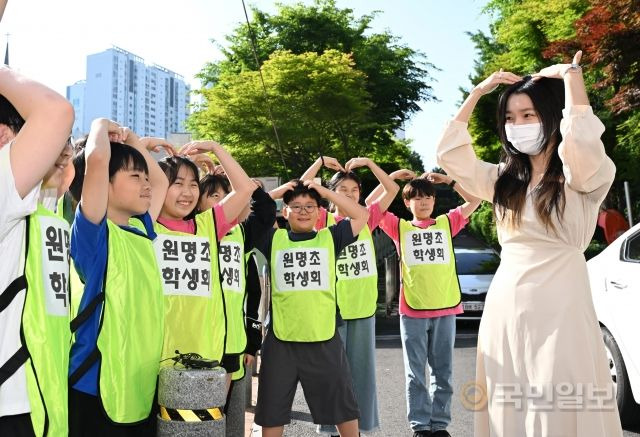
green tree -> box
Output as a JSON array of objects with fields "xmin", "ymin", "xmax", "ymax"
[
  {"xmin": 466, "ymin": 0, "xmax": 590, "ymax": 161},
  {"xmin": 459, "ymin": 0, "xmax": 591, "ymax": 246},
  {"xmin": 191, "ymin": 0, "xmax": 435, "ymax": 179},
  {"xmin": 544, "ymin": 0, "xmax": 640, "ymax": 214},
  {"xmin": 460, "ymin": 0, "xmax": 640, "ymax": 249},
  {"xmin": 189, "ymin": 50, "xmax": 421, "ymax": 178}
]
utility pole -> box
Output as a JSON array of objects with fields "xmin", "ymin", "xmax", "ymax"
[
  {"xmin": 624, "ymin": 181, "xmax": 634, "ymax": 227},
  {"xmin": 4, "ymin": 33, "xmax": 9, "ymax": 66}
]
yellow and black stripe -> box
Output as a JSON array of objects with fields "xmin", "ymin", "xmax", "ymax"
[{"xmin": 159, "ymin": 405, "xmax": 224, "ymax": 422}]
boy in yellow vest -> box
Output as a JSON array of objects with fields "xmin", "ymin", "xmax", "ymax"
[
  {"xmin": 254, "ymin": 180, "xmax": 368, "ymax": 437},
  {"xmin": 68, "ymin": 119, "xmax": 169, "ymax": 436},
  {"xmin": 377, "ymin": 172, "xmax": 481, "ymax": 437},
  {"xmin": 0, "ymin": 66, "xmax": 74, "ymax": 437}
]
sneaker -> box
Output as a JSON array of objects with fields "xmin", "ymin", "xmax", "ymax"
[
  {"xmin": 413, "ymin": 431, "xmax": 432, "ymax": 436},
  {"xmin": 431, "ymin": 430, "xmax": 451, "ymax": 437}
]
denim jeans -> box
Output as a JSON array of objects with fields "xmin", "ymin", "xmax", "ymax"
[
  {"xmin": 318, "ymin": 316, "xmax": 379, "ymax": 434},
  {"xmin": 400, "ymin": 314, "xmax": 455, "ymax": 432}
]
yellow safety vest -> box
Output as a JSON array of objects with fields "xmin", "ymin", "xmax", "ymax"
[
  {"xmin": 270, "ymin": 228, "xmax": 336, "ymax": 342},
  {"xmin": 154, "ymin": 210, "xmax": 226, "ymax": 365},
  {"xmin": 399, "ymin": 215, "xmax": 461, "ymax": 310},
  {"xmin": 326, "ymin": 213, "xmax": 378, "ymax": 320}
]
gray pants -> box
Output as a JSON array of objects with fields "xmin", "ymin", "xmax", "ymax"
[{"xmin": 318, "ymin": 316, "xmax": 380, "ymax": 434}]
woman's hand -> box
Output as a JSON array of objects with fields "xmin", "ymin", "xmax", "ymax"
[
  {"xmin": 474, "ymin": 69, "xmax": 522, "ymax": 95},
  {"xmin": 532, "ymin": 50, "xmax": 582, "ymax": 81}
]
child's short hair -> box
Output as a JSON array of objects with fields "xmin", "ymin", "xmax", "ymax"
[
  {"xmin": 402, "ymin": 178, "xmax": 436, "ymax": 200},
  {"xmin": 69, "ymin": 140, "xmax": 148, "ymax": 201},
  {"xmin": 283, "ymin": 180, "xmax": 322, "ymax": 206},
  {"xmin": 109, "ymin": 142, "xmax": 148, "ymax": 180},
  {"xmin": 159, "ymin": 156, "xmax": 200, "ymax": 186},
  {"xmin": 0, "ymin": 95, "xmax": 25, "ymax": 134},
  {"xmin": 199, "ymin": 174, "xmax": 231, "ymax": 198}
]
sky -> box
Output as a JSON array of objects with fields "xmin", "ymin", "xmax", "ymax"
[{"xmin": 0, "ymin": 0, "xmax": 490, "ymax": 171}]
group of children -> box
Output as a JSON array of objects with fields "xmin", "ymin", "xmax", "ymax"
[{"xmin": 1, "ymin": 67, "xmax": 482, "ymax": 437}]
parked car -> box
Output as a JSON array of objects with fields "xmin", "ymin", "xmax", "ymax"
[
  {"xmin": 587, "ymin": 223, "xmax": 640, "ymax": 425},
  {"xmin": 454, "ymin": 247, "xmax": 500, "ymax": 320}
]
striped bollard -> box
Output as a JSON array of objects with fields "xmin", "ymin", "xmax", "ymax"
[{"xmin": 157, "ymin": 366, "xmax": 227, "ymax": 436}]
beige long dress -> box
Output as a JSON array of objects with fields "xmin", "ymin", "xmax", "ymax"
[{"xmin": 436, "ymin": 105, "xmax": 623, "ymax": 437}]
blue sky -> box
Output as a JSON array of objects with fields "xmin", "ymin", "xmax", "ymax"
[{"xmin": 1, "ymin": 0, "xmax": 489, "ymax": 170}]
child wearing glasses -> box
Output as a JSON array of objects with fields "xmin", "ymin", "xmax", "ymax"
[
  {"xmin": 300, "ymin": 156, "xmax": 399, "ymax": 436},
  {"xmin": 253, "ymin": 180, "xmax": 368, "ymax": 437}
]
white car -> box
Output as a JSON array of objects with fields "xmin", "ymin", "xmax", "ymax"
[
  {"xmin": 588, "ymin": 223, "xmax": 640, "ymax": 425},
  {"xmin": 454, "ymin": 248, "xmax": 500, "ymax": 320}
]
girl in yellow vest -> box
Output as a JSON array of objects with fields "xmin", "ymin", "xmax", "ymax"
[
  {"xmin": 301, "ymin": 156, "xmax": 400, "ymax": 435},
  {"xmin": 436, "ymin": 51, "xmax": 623, "ymax": 436},
  {"xmin": 377, "ymin": 173, "xmax": 481, "ymax": 437},
  {"xmin": 68, "ymin": 120, "xmax": 169, "ymax": 436},
  {"xmin": 156, "ymin": 141, "xmax": 258, "ymax": 394},
  {"xmin": 0, "ymin": 67, "xmax": 74, "ymax": 437},
  {"xmin": 197, "ymin": 173, "xmax": 276, "ymax": 422},
  {"xmin": 254, "ymin": 180, "xmax": 368, "ymax": 437}
]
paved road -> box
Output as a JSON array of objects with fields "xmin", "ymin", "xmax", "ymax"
[{"xmin": 263, "ymin": 321, "xmax": 640, "ymax": 436}]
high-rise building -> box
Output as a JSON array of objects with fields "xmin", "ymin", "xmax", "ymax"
[
  {"xmin": 67, "ymin": 80, "xmax": 85, "ymax": 138},
  {"xmin": 67, "ymin": 46, "xmax": 190, "ymax": 138}
]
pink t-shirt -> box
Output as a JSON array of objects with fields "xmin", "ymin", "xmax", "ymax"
[
  {"xmin": 315, "ymin": 201, "xmax": 383, "ymax": 231},
  {"xmin": 378, "ymin": 206, "xmax": 468, "ymax": 318},
  {"xmin": 157, "ymin": 203, "xmax": 234, "ymax": 241}
]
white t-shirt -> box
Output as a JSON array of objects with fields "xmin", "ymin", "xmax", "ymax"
[{"xmin": 0, "ymin": 142, "xmax": 40, "ymax": 417}]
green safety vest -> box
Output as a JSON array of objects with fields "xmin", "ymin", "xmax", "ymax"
[
  {"xmin": 0, "ymin": 204, "xmax": 73, "ymax": 436},
  {"xmin": 93, "ymin": 219, "xmax": 164, "ymax": 423},
  {"xmin": 154, "ymin": 210, "xmax": 226, "ymax": 365},
  {"xmin": 219, "ymin": 225, "xmax": 247, "ymax": 355},
  {"xmin": 326, "ymin": 214, "xmax": 378, "ymax": 320},
  {"xmin": 230, "ymin": 354, "xmax": 245, "ymax": 381},
  {"xmin": 270, "ymin": 228, "xmax": 336, "ymax": 342},
  {"xmin": 399, "ymin": 215, "xmax": 461, "ymax": 310},
  {"xmin": 55, "ymin": 192, "xmax": 74, "ymax": 226}
]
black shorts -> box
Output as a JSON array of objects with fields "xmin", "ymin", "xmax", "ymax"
[
  {"xmin": 254, "ymin": 330, "xmax": 359, "ymax": 427},
  {"xmin": 0, "ymin": 413, "xmax": 35, "ymax": 437},
  {"xmin": 68, "ymin": 388, "xmax": 156, "ymax": 437},
  {"xmin": 220, "ymin": 353, "xmax": 241, "ymax": 374}
]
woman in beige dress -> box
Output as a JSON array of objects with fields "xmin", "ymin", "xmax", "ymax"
[{"xmin": 436, "ymin": 51, "xmax": 623, "ymax": 436}]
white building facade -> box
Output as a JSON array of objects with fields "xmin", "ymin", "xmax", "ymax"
[{"xmin": 68, "ymin": 46, "xmax": 190, "ymax": 138}]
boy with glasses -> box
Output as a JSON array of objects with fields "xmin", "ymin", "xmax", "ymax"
[{"xmin": 253, "ymin": 179, "xmax": 368, "ymax": 437}]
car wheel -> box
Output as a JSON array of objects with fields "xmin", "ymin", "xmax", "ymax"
[{"xmin": 601, "ymin": 326, "xmax": 640, "ymax": 426}]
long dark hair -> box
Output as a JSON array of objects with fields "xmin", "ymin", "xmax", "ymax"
[{"xmin": 493, "ymin": 76, "xmax": 566, "ymax": 232}]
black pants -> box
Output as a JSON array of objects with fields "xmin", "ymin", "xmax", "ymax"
[
  {"xmin": 68, "ymin": 388, "xmax": 156, "ymax": 437},
  {"xmin": 0, "ymin": 413, "xmax": 35, "ymax": 437}
]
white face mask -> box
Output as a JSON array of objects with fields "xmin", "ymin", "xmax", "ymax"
[{"xmin": 505, "ymin": 123, "xmax": 544, "ymax": 155}]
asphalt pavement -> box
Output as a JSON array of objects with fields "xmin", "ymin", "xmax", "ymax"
[{"xmin": 247, "ymin": 320, "xmax": 640, "ymax": 436}]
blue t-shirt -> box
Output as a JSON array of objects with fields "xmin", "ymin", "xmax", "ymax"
[{"xmin": 69, "ymin": 208, "xmax": 156, "ymax": 396}]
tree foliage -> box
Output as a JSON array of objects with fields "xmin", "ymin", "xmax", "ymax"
[
  {"xmin": 190, "ymin": 0, "xmax": 436, "ymax": 180},
  {"xmin": 460, "ymin": 0, "xmax": 639, "ymax": 247},
  {"xmin": 190, "ymin": 50, "xmax": 370, "ymax": 177}
]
